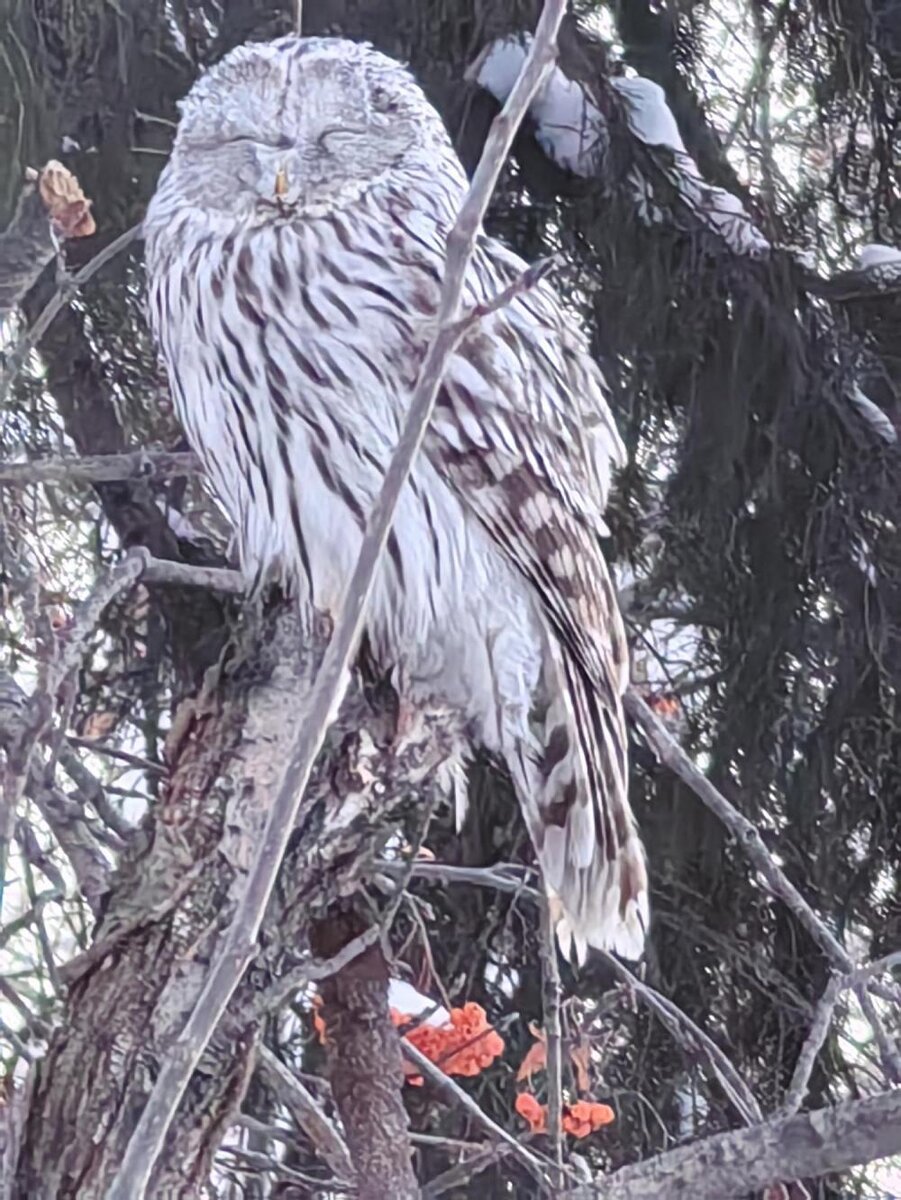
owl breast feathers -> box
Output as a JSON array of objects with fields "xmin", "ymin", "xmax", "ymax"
[{"xmin": 144, "ymin": 34, "xmax": 648, "ymax": 960}]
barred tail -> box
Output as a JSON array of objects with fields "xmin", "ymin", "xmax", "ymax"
[{"xmin": 521, "ymin": 646, "xmax": 648, "ymax": 963}]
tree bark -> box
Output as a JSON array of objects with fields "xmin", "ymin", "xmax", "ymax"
[
  {"xmin": 314, "ymin": 914, "xmax": 420, "ymax": 1200},
  {"xmin": 599, "ymin": 1090, "xmax": 901, "ymax": 1200},
  {"xmin": 11, "ymin": 604, "xmax": 440, "ymax": 1198}
]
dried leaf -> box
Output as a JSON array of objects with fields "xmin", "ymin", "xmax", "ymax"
[
  {"xmin": 570, "ymin": 1037, "xmax": 592, "ymax": 1094},
  {"xmin": 516, "ymin": 1022, "xmax": 547, "ymax": 1082},
  {"xmin": 38, "ymin": 161, "xmax": 96, "ymax": 239}
]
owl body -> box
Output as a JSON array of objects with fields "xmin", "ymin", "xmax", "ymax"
[{"xmin": 145, "ymin": 36, "xmax": 648, "ymax": 958}]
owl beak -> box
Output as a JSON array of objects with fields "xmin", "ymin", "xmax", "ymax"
[{"xmin": 274, "ymin": 166, "xmax": 289, "ymax": 200}]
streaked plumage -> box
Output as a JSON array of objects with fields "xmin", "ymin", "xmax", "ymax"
[{"xmin": 144, "ymin": 35, "xmax": 648, "ymax": 958}]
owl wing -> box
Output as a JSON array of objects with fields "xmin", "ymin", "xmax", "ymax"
[
  {"xmin": 425, "ymin": 235, "xmax": 646, "ymax": 955},
  {"xmin": 430, "ymin": 239, "xmax": 627, "ymax": 699}
]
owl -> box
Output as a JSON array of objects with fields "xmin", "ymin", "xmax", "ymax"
[{"xmin": 144, "ymin": 36, "xmax": 648, "ymax": 960}]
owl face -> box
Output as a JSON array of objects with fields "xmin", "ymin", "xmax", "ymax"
[{"xmin": 170, "ymin": 37, "xmax": 444, "ymax": 218}]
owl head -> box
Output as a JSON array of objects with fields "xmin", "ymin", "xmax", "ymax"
[{"xmin": 164, "ymin": 37, "xmax": 450, "ymax": 219}]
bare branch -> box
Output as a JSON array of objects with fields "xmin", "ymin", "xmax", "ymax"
[
  {"xmin": 401, "ymin": 1039, "xmax": 555, "ymax": 1194},
  {"xmin": 141, "ymin": 556, "xmax": 245, "ymax": 595},
  {"xmin": 625, "ymin": 689, "xmax": 901, "ymax": 1086},
  {"xmin": 257, "ymin": 1046, "xmax": 354, "ymax": 1184},
  {"xmin": 372, "ymin": 858, "xmax": 541, "ymax": 898},
  {"xmin": 0, "ymin": 225, "xmax": 140, "ymax": 404},
  {"xmin": 595, "ymin": 1089, "xmax": 901, "ymax": 1200},
  {"xmin": 779, "ymin": 975, "xmax": 842, "ymax": 1118},
  {"xmin": 0, "ymin": 451, "xmax": 200, "ymax": 487},
  {"xmin": 0, "ymin": 549, "xmax": 148, "ymax": 907},
  {"xmin": 540, "ymin": 898, "xmax": 565, "ymax": 1180},
  {"xmin": 421, "ymin": 1144, "xmax": 513, "ymax": 1198},
  {"xmin": 108, "ymin": 7, "xmax": 569, "ymax": 1195},
  {"xmin": 597, "ymin": 948, "xmax": 762, "ymax": 1124}
]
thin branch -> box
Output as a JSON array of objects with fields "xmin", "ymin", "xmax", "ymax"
[
  {"xmin": 421, "ymin": 1144, "xmax": 512, "ymax": 1199},
  {"xmin": 597, "ymin": 948, "xmax": 762, "ymax": 1124},
  {"xmin": 625, "ymin": 689, "xmax": 901, "ymax": 1025},
  {"xmin": 626, "ymin": 690, "xmax": 901, "ymax": 1086},
  {"xmin": 255, "ymin": 925, "xmax": 382, "ymax": 1016},
  {"xmin": 779, "ymin": 975, "xmax": 842, "ymax": 1118},
  {"xmin": 540, "ymin": 898, "xmax": 564, "ymax": 1181},
  {"xmin": 66, "ymin": 736, "xmax": 166, "ymax": 776},
  {"xmin": 0, "ymin": 550, "xmax": 148, "ymax": 910},
  {"xmin": 401, "ymin": 1039, "xmax": 555, "ymax": 1194},
  {"xmin": 108, "ymin": 9, "xmax": 568, "ymax": 1196},
  {"xmin": 257, "ymin": 1046, "xmax": 354, "ymax": 1184},
  {"xmin": 0, "ymin": 225, "xmax": 140, "ymax": 404},
  {"xmin": 372, "ymin": 858, "xmax": 541, "ymax": 898},
  {"xmin": 0, "ymin": 450, "xmax": 200, "ymax": 487}
]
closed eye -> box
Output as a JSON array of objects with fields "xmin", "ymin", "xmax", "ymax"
[{"xmin": 225, "ymin": 133, "xmax": 294, "ymax": 150}]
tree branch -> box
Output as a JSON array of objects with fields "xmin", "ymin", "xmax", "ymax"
[
  {"xmin": 625, "ymin": 688, "xmax": 901, "ymax": 1086},
  {"xmin": 0, "ymin": 225, "xmax": 140, "ymax": 404},
  {"xmin": 595, "ymin": 1089, "xmax": 901, "ymax": 1200},
  {"xmin": 0, "ymin": 451, "xmax": 200, "ymax": 487},
  {"xmin": 401, "ymin": 1040, "xmax": 556, "ymax": 1194},
  {"xmin": 257, "ymin": 1046, "xmax": 354, "ymax": 1185}
]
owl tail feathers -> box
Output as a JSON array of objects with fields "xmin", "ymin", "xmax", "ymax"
[{"xmin": 546, "ymin": 837, "xmax": 649, "ymax": 966}]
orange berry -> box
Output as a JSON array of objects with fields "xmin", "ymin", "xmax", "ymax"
[
  {"xmin": 590, "ymin": 1103, "xmax": 615, "ymax": 1128},
  {"xmin": 515, "ymin": 1091, "xmax": 547, "ymax": 1133}
]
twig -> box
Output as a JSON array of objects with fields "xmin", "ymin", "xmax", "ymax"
[
  {"xmin": 779, "ymin": 975, "xmax": 842, "ymax": 1118},
  {"xmin": 626, "ymin": 690, "xmax": 901, "ymax": 1088},
  {"xmin": 0, "ymin": 1014, "xmax": 34, "ymax": 1063},
  {"xmin": 66, "ymin": 735, "xmax": 167, "ymax": 776},
  {"xmin": 421, "ymin": 1144, "xmax": 512, "ymax": 1199},
  {"xmin": 0, "ymin": 976, "xmax": 49, "ymax": 1040},
  {"xmin": 401, "ymin": 1040, "xmax": 555, "ymax": 1194},
  {"xmin": 0, "ymin": 889, "xmax": 56, "ymax": 951},
  {"xmin": 108, "ymin": 9, "xmax": 568, "ymax": 1196},
  {"xmin": 216, "ymin": 1144, "xmax": 336, "ymax": 1189},
  {"xmin": 596, "ymin": 948, "xmax": 762, "ymax": 1124},
  {"xmin": 854, "ymin": 985, "xmax": 901, "ymax": 1084},
  {"xmin": 540, "ymin": 897, "xmax": 564, "ymax": 1181},
  {"xmin": 257, "ymin": 1046, "xmax": 354, "ymax": 1184},
  {"xmin": 0, "ymin": 549, "xmax": 149, "ymax": 912},
  {"xmin": 49, "ymin": 548, "xmax": 150, "ymax": 687},
  {"xmin": 255, "ymin": 925, "xmax": 382, "ymax": 1016},
  {"xmin": 625, "ymin": 691, "xmax": 901, "ymax": 998},
  {"xmin": 0, "ymin": 224, "xmax": 140, "ymax": 404},
  {"xmin": 141, "ymin": 557, "xmax": 245, "ymax": 595},
  {"xmin": 0, "ymin": 450, "xmax": 200, "ymax": 487},
  {"xmin": 372, "ymin": 858, "xmax": 541, "ymax": 898}
]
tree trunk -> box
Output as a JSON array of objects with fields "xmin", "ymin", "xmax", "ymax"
[
  {"xmin": 314, "ymin": 913, "xmax": 421, "ymax": 1200},
  {"xmin": 11, "ymin": 605, "xmax": 440, "ymax": 1197}
]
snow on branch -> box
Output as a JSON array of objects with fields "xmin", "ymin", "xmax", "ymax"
[{"xmin": 468, "ymin": 32, "xmax": 769, "ymax": 257}]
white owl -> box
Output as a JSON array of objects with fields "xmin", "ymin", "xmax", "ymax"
[{"xmin": 144, "ymin": 35, "xmax": 648, "ymax": 960}]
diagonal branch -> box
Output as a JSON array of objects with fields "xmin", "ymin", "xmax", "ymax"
[
  {"xmin": 595, "ymin": 1088, "xmax": 901, "ymax": 1200},
  {"xmin": 0, "ymin": 225, "xmax": 140, "ymax": 405},
  {"xmin": 401, "ymin": 1039, "xmax": 556, "ymax": 1193},
  {"xmin": 257, "ymin": 1045, "xmax": 353, "ymax": 1184},
  {"xmin": 107, "ymin": 7, "xmax": 569, "ymax": 1195},
  {"xmin": 625, "ymin": 689, "xmax": 901, "ymax": 1088}
]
